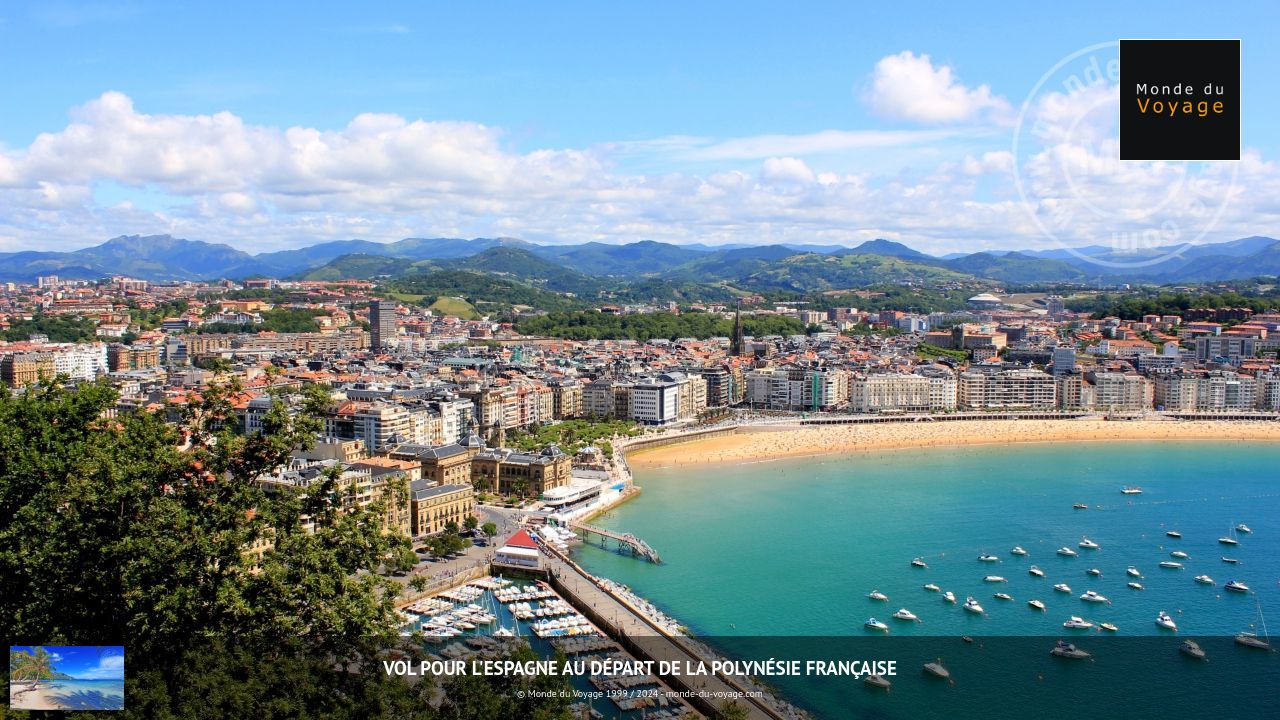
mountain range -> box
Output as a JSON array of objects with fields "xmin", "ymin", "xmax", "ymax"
[{"xmin": 3, "ymin": 233, "xmax": 1279, "ymax": 290}]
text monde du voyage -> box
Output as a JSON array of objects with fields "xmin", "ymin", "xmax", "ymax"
[{"xmin": 1134, "ymin": 82, "xmax": 1228, "ymax": 118}]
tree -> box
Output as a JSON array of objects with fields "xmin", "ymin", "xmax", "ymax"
[
  {"xmin": 463, "ymin": 515, "xmax": 479, "ymax": 532},
  {"xmin": 717, "ymin": 699, "xmax": 751, "ymax": 720},
  {"xmin": 444, "ymin": 519, "xmax": 460, "ymax": 535},
  {"xmin": 392, "ymin": 546, "xmax": 418, "ymax": 574},
  {"xmin": 409, "ymin": 576, "xmax": 428, "ymax": 593},
  {"xmin": 481, "ymin": 522, "xmax": 498, "ymax": 540}
]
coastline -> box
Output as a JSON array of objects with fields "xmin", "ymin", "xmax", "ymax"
[{"xmin": 625, "ymin": 418, "xmax": 1280, "ymax": 469}]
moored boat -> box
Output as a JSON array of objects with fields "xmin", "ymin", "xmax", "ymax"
[
  {"xmin": 1063, "ymin": 616, "xmax": 1093, "ymax": 629},
  {"xmin": 1011, "ymin": 546, "xmax": 1028, "ymax": 556},
  {"xmin": 868, "ymin": 590, "xmax": 889, "ymax": 601},
  {"xmin": 1121, "ymin": 486, "xmax": 1143, "ymax": 494},
  {"xmin": 943, "ymin": 591, "xmax": 956, "ymax": 603},
  {"xmin": 1050, "ymin": 640, "xmax": 1091, "ymax": 659},
  {"xmin": 1099, "ymin": 622, "xmax": 1118, "ymax": 632},
  {"xmin": 923, "ymin": 583, "xmax": 940, "ymax": 592},
  {"xmin": 864, "ymin": 617, "xmax": 890, "ymax": 632},
  {"xmin": 1078, "ymin": 537, "xmax": 1099, "ymax": 550},
  {"xmin": 962, "ymin": 596, "xmax": 984, "ymax": 614},
  {"xmin": 923, "ymin": 661, "xmax": 950, "ymax": 679},
  {"xmin": 1159, "ymin": 561, "xmax": 1183, "ymax": 569},
  {"xmin": 1235, "ymin": 523, "xmax": 1252, "ymax": 534},
  {"xmin": 1155, "ymin": 611, "xmax": 1178, "ymax": 631},
  {"xmin": 983, "ymin": 575, "xmax": 1007, "ymax": 583},
  {"xmin": 1166, "ymin": 530, "xmax": 1181, "ymax": 538},
  {"xmin": 1057, "ymin": 547, "xmax": 1078, "ymax": 557},
  {"xmin": 1224, "ymin": 580, "xmax": 1250, "ymax": 593},
  {"xmin": 994, "ymin": 592, "xmax": 1013, "ymax": 601},
  {"xmin": 864, "ymin": 673, "xmax": 892, "ymax": 689},
  {"xmin": 1128, "ymin": 582, "xmax": 1144, "ymax": 590},
  {"xmin": 1029, "ymin": 565, "xmax": 1046, "ymax": 577},
  {"xmin": 978, "ymin": 554, "xmax": 1000, "ymax": 562},
  {"xmin": 1221, "ymin": 557, "xmax": 1240, "ymax": 564},
  {"xmin": 1053, "ymin": 583, "xmax": 1072, "ymax": 593},
  {"xmin": 1170, "ymin": 550, "xmax": 1188, "ymax": 559},
  {"xmin": 1194, "ymin": 575, "xmax": 1214, "ymax": 585},
  {"xmin": 1079, "ymin": 590, "xmax": 1108, "ymax": 603},
  {"xmin": 892, "ymin": 608, "xmax": 919, "ymax": 622},
  {"xmin": 1086, "ymin": 568, "xmax": 1102, "ymax": 577},
  {"xmin": 911, "ymin": 557, "xmax": 928, "ymax": 568},
  {"xmin": 1180, "ymin": 640, "xmax": 1207, "ymax": 659},
  {"xmin": 1126, "ymin": 566, "xmax": 1142, "ymax": 577},
  {"xmin": 1028, "ymin": 599, "xmax": 1046, "ymax": 611}
]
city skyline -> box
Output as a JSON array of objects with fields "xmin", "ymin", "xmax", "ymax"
[{"xmin": 2, "ymin": 2, "xmax": 1279, "ymax": 256}]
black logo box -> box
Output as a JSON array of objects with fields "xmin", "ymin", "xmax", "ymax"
[{"xmin": 1120, "ymin": 39, "xmax": 1240, "ymax": 161}]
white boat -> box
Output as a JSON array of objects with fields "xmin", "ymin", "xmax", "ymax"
[
  {"xmin": 1128, "ymin": 582, "xmax": 1144, "ymax": 590},
  {"xmin": 1053, "ymin": 583, "xmax": 1072, "ymax": 593},
  {"xmin": 1235, "ymin": 523, "xmax": 1252, "ymax": 534},
  {"xmin": 1166, "ymin": 530, "xmax": 1181, "ymax": 538},
  {"xmin": 978, "ymin": 554, "xmax": 1000, "ymax": 562},
  {"xmin": 963, "ymin": 596, "xmax": 984, "ymax": 614},
  {"xmin": 1063, "ymin": 616, "xmax": 1093, "ymax": 629},
  {"xmin": 1057, "ymin": 547, "xmax": 1078, "ymax": 557},
  {"xmin": 1126, "ymin": 566, "xmax": 1142, "ymax": 577},
  {"xmin": 864, "ymin": 673, "xmax": 892, "ymax": 689},
  {"xmin": 1099, "ymin": 622, "xmax": 1119, "ymax": 632},
  {"xmin": 1029, "ymin": 565, "xmax": 1046, "ymax": 577},
  {"xmin": 923, "ymin": 661, "xmax": 950, "ymax": 679},
  {"xmin": 1121, "ymin": 486, "xmax": 1143, "ymax": 494},
  {"xmin": 1235, "ymin": 599, "xmax": 1272, "ymax": 650},
  {"xmin": 868, "ymin": 590, "xmax": 889, "ymax": 601},
  {"xmin": 1155, "ymin": 611, "xmax": 1178, "ymax": 631},
  {"xmin": 983, "ymin": 575, "xmax": 1007, "ymax": 583},
  {"xmin": 1078, "ymin": 537, "xmax": 1100, "ymax": 550},
  {"xmin": 911, "ymin": 557, "xmax": 928, "ymax": 568},
  {"xmin": 1219, "ymin": 536, "xmax": 1239, "ymax": 545},
  {"xmin": 1170, "ymin": 550, "xmax": 1189, "ymax": 559},
  {"xmin": 1194, "ymin": 575, "xmax": 1215, "ymax": 585},
  {"xmin": 1073, "ymin": 503, "xmax": 1089, "ymax": 509},
  {"xmin": 1079, "ymin": 590, "xmax": 1109, "ymax": 603},
  {"xmin": 943, "ymin": 591, "xmax": 957, "ymax": 604},
  {"xmin": 892, "ymin": 608, "xmax": 919, "ymax": 622},
  {"xmin": 1159, "ymin": 561, "xmax": 1183, "ymax": 569},
  {"xmin": 994, "ymin": 592, "xmax": 1013, "ymax": 601},
  {"xmin": 864, "ymin": 617, "xmax": 890, "ymax": 632},
  {"xmin": 923, "ymin": 583, "xmax": 940, "ymax": 592},
  {"xmin": 1224, "ymin": 580, "xmax": 1250, "ymax": 593},
  {"xmin": 1028, "ymin": 599, "xmax": 1046, "ymax": 610},
  {"xmin": 1086, "ymin": 568, "xmax": 1102, "ymax": 577},
  {"xmin": 1011, "ymin": 546, "xmax": 1028, "ymax": 556}
]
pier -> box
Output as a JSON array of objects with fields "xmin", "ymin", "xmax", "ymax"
[{"xmin": 568, "ymin": 520, "xmax": 662, "ymax": 563}]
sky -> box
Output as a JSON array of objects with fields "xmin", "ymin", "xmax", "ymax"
[
  {"xmin": 11, "ymin": 646, "xmax": 125, "ymax": 680},
  {"xmin": 1, "ymin": 1, "xmax": 1278, "ymax": 255}
]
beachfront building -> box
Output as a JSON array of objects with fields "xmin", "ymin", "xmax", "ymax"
[
  {"xmin": 1087, "ymin": 371, "xmax": 1153, "ymax": 413},
  {"xmin": 849, "ymin": 368, "xmax": 956, "ymax": 413},
  {"xmin": 494, "ymin": 529, "xmax": 542, "ymax": 569},
  {"xmin": 745, "ymin": 367, "xmax": 849, "ymax": 411},
  {"xmin": 408, "ymin": 480, "xmax": 474, "ymax": 537},
  {"xmin": 389, "ymin": 442, "xmax": 475, "ymax": 485},
  {"xmin": 957, "ymin": 367, "xmax": 1056, "ymax": 410},
  {"xmin": 583, "ymin": 377, "xmax": 633, "ymax": 419},
  {"xmin": 1194, "ymin": 335, "xmax": 1258, "ymax": 365}
]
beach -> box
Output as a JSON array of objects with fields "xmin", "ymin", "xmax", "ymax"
[
  {"xmin": 8, "ymin": 679, "xmax": 125, "ymax": 711},
  {"xmin": 625, "ymin": 419, "xmax": 1280, "ymax": 468}
]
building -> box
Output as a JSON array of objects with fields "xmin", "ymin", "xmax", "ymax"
[
  {"xmin": 1194, "ymin": 336, "xmax": 1258, "ymax": 365},
  {"xmin": 1051, "ymin": 346, "xmax": 1076, "ymax": 376},
  {"xmin": 849, "ymin": 368, "xmax": 956, "ymax": 413},
  {"xmin": 494, "ymin": 529, "xmax": 541, "ymax": 569},
  {"xmin": 745, "ymin": 367, "xmax": 849, "ymax": 411},
  {"xmin": 471, "ymin": 445, "xmax": 571, "ymax": 497},
  {"xmin": 389, "ymin": 443, "xmax": 475, "ymax": 486},
  {"xmin": 108, "ymin": 343, "xmax": 162, "ymax": 372},
  {"xmin": 369, "ymin": 300, "xmax": 397, "ymax": 350},
  {"xmin": 408, "ymin": 480, "xmax": 474, "ymax": 537},
  {"xmin": 1, "ymin": 352, "xmax": 56, "ymax": 388},
  {"xmin": 958, "ymin": 367, "xmax": 1056, "ymax": 410},
  {"xmin": 1087, "ymin": 371, "xmax": 1152, "ymax": 413}
]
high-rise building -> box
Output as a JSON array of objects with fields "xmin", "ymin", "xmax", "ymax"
[{"xmin": 369, "ymin": 300, "xmax": 396, "ymax": 349}]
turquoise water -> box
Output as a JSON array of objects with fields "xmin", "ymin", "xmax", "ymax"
[
  {"xmin": 38, "ymin": 679, "xmax": 124, "ymax": 710},
  {"xmin": 574, "ymin": 441, "xmax": 1280, "ymax": 718}
]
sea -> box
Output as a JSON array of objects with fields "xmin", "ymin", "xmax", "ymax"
[
  {"xmin": 573, "ymin": 441, "xmax": 1280, "ymax": 719},
  {"xmin": 35, "ymin": 679, "xmax": 124, "ymax": 710}
]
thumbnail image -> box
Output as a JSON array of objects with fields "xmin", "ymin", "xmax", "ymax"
[{"xmin": 9, "ymin": 646, "xmax": 125, "ymax": 711}]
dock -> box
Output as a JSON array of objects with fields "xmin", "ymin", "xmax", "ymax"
[{"xmin": 568, "ymin": 520, "xmax": 662, "ymax": 563}]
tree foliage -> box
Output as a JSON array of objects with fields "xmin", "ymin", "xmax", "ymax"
[{"xmin": 515, "ymin": 311, "xmax": 805, "ymax": 341}]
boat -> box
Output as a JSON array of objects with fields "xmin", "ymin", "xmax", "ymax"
[
  {"xmin": 1194, "ymin": 575, "xmax": 1215, "ymax": 585},
  {"xmin": 1235, "ymin": 601, "xmax": 1273, "ymax": 651},
  {"xmin": 943, "ymin": 591, "xmax": 957, "ymax": 604},
  {"xmin": 1073, "ymin": 503, "xmax": 1088, "ymax": 509},
  {"xmin": 1011, "ymin": 546, "xmax": 1028, "ymax": 556},
  {"xmin": 983, "ymin": 575, "xmax": 1007, "ymax": 583},
  {"xmin": 1028, "ymin": 599, "xmax": 1046, "ymax": 611},
  {"xmin": 1170, "ymin": 551, "xmax": 1189, "ymax": 559},
  {"xmin": 994, "ymin": 592, "xmax": 1013, "ymax": 601},
  {"xmin": 1057, "ymin": 547, "xmax": 1078, "ymax": 557},
  {"xmin": 1126, "ymin": 566, "xmax": 1142, "ymax": 577},
  {"xmin": 1053, "ymin": 583, "xmax": 1072, "ymax": 593},
  {"xmin": 1029, "ymin": 565, "xmax": 1046, "ymax": 577},
  {"xmin": 1099, "ymin": 622, "xmax": 1119, "ymax": 632},
  {"xmin": 864, "ymin": 617, "xmax": 890, "ymax": 632},
  {"xmin": 868, "ymin": 590, "xmax": 889, "ymax": 601},
  {"xmin": 923, "ymin": 583, "xmax": 941, "ymax": 592},
  {"xmin": 1222, "ymin": 557, "xmax": 1240, "ymax": 564},
  {"xmin": 1224, "ymin": 580, "xmax": 1250, "ymax": 593},
  {"xmin": 1166, "ymin": 530, "xmax": 1181, "ymax": 538},
  {"xmin": 1121, "ymin": 486, "xmax": 1143, "ymax": 494},
  {"xmin": 1063, "ymin": 616, "xmax": 1093, "ymax": 629},
  {"xmin": 892, "ymin": 608, "xmax": 920, "ymax": 622},
  {"xmin": 1086, "ymin": 568, "xmax": 1102, "ymax": 577},
  {"xmin": 1155, "ymin": 611, "xmax": 1178, "ymax": 631},
  {"xmin": 923, "ymin": 661, "xmax": 950, "ymax": 679},
  {"xmin": 864, "ymin": 674, "xmax": 892, "ymax": 690},
  {"xmin": 1235, "ymin": 523, "xmax": 1252, "ymax": 534},
  {"xmin": 978, "ymin": 554, "xmax": 1000, "ymax": 562},
  {"xmin": 1078, "ymin": 537, "xmax": 1100, "ymax": 550},
  {"xmin": 1219, "ymin": 536, "xmax": 1239, "ymax": 546},
  {"xmin": 962, "ymin": 596, "xmax": 984, "ymax": 614},
  {"xmin": 1159, "ymin": 561, "xmax": 1183, "ymax": 569},
  {"xmin": 1180, "ymin": 640, "xmax": 1206, "ymax": 660},
  {"xmin": 1079, "ymin": 590, "xmax": 1109, "ymax": 603},
  {"xmin": 1050, "ymin": 640, "xmax": 1092, "ymax": 659},
  {"xmin": 1128, "ymin": 582, "xmax": 1144, "ymax": 590},
  {"xmin": 911, "ymin": 557, "xmax": 928, "ymax": 568}
]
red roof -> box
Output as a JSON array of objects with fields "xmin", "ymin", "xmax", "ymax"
[{"xmin": 504, "ymin": 529, "xmax": 539, "ymax": 550}]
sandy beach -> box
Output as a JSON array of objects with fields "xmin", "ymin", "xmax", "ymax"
[
  {"xmin": 9, "ymin": 683, "xmax": 67, "ymax": 710},
  {"xmin": 626, "ymin": 419, "xmax": 1280, "ymax": 468}
]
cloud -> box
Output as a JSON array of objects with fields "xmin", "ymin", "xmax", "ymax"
[
  {"xmin": 76, "ymin": 653, "xmax": 125, "ymax": 680},
  {"xmin": 864, "ymin": 51, "xmax": 1012, "ymax": 125},
  {"xmin": 0, "ymin": 90, "xmax": 1275, "ymax": 256}
]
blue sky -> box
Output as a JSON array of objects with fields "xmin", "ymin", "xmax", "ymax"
[
  {"xmin": 1, "ymin": 1, "xmax": 1277, "ymax": 254},
  {"xmin": 11, "ymin": 646, "xmax": 125, "ymax": 680}
]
